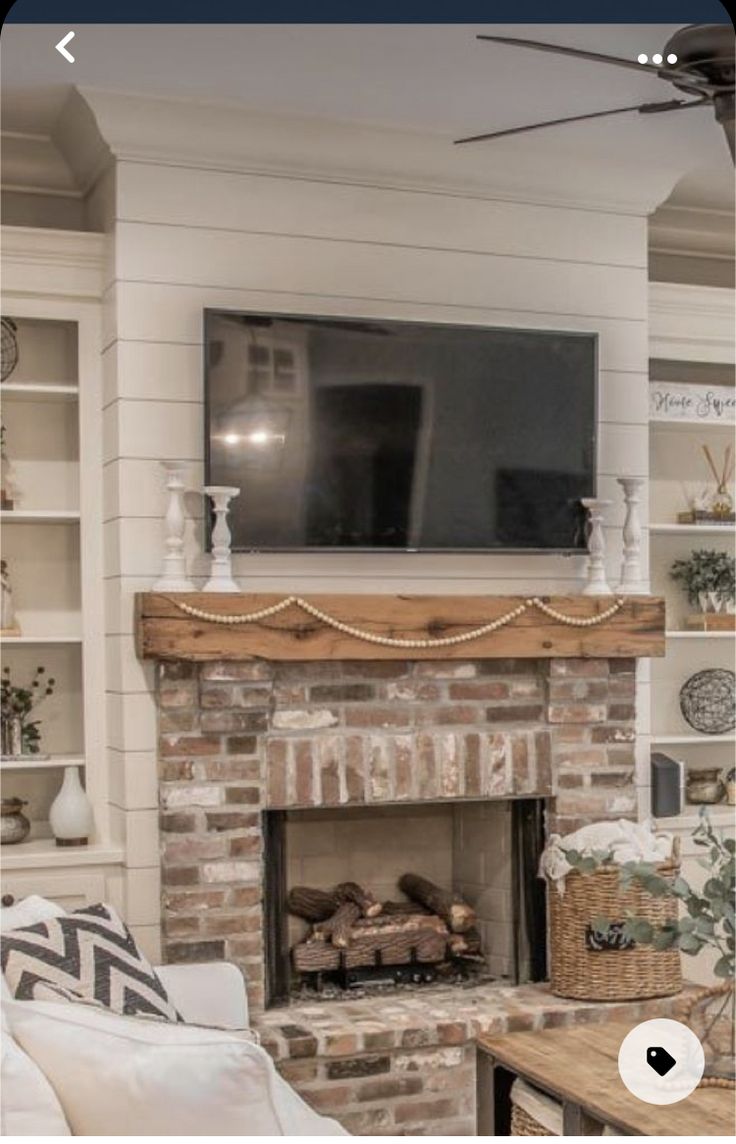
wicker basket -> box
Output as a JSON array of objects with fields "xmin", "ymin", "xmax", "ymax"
[
  {"xmin": 511, "ymin": 1104, "xmax": 555, "ymax": 1136},
  {"xmin": 548, "ymin": 859, "xmax": 682, "ymax": 1002}
]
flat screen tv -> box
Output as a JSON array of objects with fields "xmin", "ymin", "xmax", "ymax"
[{"xmin": 204, "ymin": 311, "xmax": 597, "ymax": 552}]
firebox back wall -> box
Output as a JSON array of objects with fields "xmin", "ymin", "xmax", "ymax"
[{"xmin": 284, "ymin": 799, "xmax": 514, "ymax": 978}]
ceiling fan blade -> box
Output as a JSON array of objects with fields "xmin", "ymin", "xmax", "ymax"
[
  {"xmin": 476, "ymin": 34, "xmax": 662, "ymax": 77},
  {"xmin": 454, "ymin": 98, "xmax": 707, "ymax": 145}
]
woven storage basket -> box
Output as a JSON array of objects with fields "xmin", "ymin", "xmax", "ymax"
[
  {"xmin": 511, "ymin": 1105, "xmax": 555, "ymax": 1136},
  {"xmin": 548, "ymin": 857, "xmax": 682, "ymax": 1002}
]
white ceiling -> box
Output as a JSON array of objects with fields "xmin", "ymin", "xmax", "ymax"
[{"xmin": 1, "ymin": 23, "xmax": 733, "ymax": 211}]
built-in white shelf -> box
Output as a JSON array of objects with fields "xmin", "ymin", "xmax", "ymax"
[
  {"xmin": 657, "ymin": 808, "xmax": 735, "ymax": 829},
  {"xmin": 1, "ymin": 382, "xmax": 79, "ymax": 402},
  {"xmin": 665, "ymin": 630, "xmax": 735, "ymax": 640},
  {"xmin": 0, "ymin": 510, "xmax": 80, "ymax": 523},
  {"xmin": 0, "ymin": 839, "xmax": 124, "ymax": 871},
  {"xmin": 650, "ymin": 523, "xmax": 735, "ymax": 536},
  {"xmin": 1, "ymin": 635, "xmax": 83, "ymax": 645},
  {"xmin": 652, "ymin": 734, "xmax": 736, "ymax": 746},
  {"xmin": 1, "ymin": 754, "xmax": 86, "ymax": 772},
  {"xmin": 650, "ymin": 419, "xmax": 735, "ymax": 433}
]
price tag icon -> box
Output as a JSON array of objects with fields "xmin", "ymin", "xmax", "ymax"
[{"xmin": 647, "ymin": 1046, "xmax": 676, "ymax": 1077}]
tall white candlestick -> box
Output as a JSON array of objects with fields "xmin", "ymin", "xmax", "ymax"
[
  {"xmin": 617, "ymin": 477, "xmax": 645, "ymax": 595},
  {"xmin": 203, "ymin": 486, "xmax": 240, "ymax": 593},
  {"xmin": 152, "ymin": 462, "xmax": 195, "ymax": 591},
  {"xmin": 581, "ymin": 498, "xmax": 613, "ymax": 596}
]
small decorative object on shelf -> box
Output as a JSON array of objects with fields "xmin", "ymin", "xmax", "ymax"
[
  {"xmin": 685, "ymin": 612, "xmax": 736, "ymax": 632},
  {"xmin": 1, "ymin": 318, "xmax": 19, "ymax": 383},
  {"xmin": 1, "ymin": 423, "xmax": 16, "ymax": 510},
  {"xmin": 1, "ymin": 560, "xmax": 20, "ymax": 636},
  {"xmin": 616, "ymin": 477, "xmax": 644, "ymax": 595},
  {"xmin": 580, "ymin": 498, "xmax": 612, "ymax": 596},
  {"xmin": 152, "ymin": 461, "xmax": 195, "ymax": 592},
  {"xmin": 670, "ymin": 550, "xmax": 736, "ymax": 622},
  {"xmin": 49, "ymin": 765, "xmax": 93, "ymax": 847},
  {"xmin": 702, "ymin": 443, "xmax": 735, "ymax": 520},
  {"xmin": 0, "ymin": 665, "xmax": 55, "ymax": 757},
  {"xmin": 203, "ymin": 485, "xmax": 240, "ymax": 593},
  {"xmin": 686, "ymin": 767, "xmax": 725, "ymax": 805},
  {"xmin": 725, "ymin": 768, "xmax": 736, "ymax": 805},
  {"xmin": 680, "ymin": 669, "xmax": 736, "ymax": 736},
  {"xmin": 0, "ymin": 797, "xmax": 30, "ymax": 846}
]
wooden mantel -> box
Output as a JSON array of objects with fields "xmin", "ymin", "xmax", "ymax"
[{"xmin": 135, "ymin": 593, "xmax": 665, "ymax": 662}]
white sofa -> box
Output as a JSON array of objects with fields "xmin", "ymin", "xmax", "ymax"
[{"xmin": 1, "ymin": 899, "xmax": 346, "ymax": 1136}]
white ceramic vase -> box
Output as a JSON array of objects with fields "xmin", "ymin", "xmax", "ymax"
[{"xmin": 49, "ymin": 766, "xmax": 93, "ymax": 847}]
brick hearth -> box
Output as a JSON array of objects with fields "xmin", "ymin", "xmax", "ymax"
[
  {"xmin": 257, "ymin": 983, "xmax": 695, "ymax": 1135},
  {"xmin": 154, "ymin": 653, "xmax": 640, "ymax": 1134}
]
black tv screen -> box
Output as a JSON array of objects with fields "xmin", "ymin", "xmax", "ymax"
[{"xmin": 204, "ymin": 311, "xmax": 596, "ymax": 552}]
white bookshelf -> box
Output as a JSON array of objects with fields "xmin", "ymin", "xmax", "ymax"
[
  {"xmin": 650, "ymin": 522, "xmax": 735, "ymax": 536},
  {"xmin": 1, "ymin": 754, "xmax": 86, "ymax": 772},
  {"xmin": 1, "ymin": 382, "xmax": 79, "ymax": 402},
  {"xmin": 648, "ymin": 283, "xmax": 735, "ymax": 837},
  {"xmin": 1, "ymin": 231, "xmax": 114, "ymax": 876},
  {"xmin": 1, "ymin": 839, "xmax": 124, "ymax": 872},
  {"xmin": 1, "ymin": 510, "xmax": 81, "ymax": 523},
  {"xmin": 665, "ymin": 630, "xmax": 735, "ymax": 640},
  {"xmin": 652, "ymin": 734, "xmax": 735, "ymax": 746}
]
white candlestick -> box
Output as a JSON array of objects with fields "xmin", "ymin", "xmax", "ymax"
[
  {"xmin": 617, "ymin": 477, "xmax": 645, "ymax": 595},
  {"xmin": 203, "ymin": 486, "xmax": 240, "ymax": 593},
  {"xmin": 581, "ymin": 498, "xmax": 613, "ymax": 596},
  {"xmin": 152, "ymin": 462, "xmax": 195, "ymax": 591}
]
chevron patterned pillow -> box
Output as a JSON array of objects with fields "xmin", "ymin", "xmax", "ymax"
[{"xmin": 1, "ymin": 903, "xmax": 181, "ymax": 1022}]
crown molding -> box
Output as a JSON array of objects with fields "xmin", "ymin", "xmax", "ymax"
[
  {"xmin": 1, "ymin": 225, "xmax": 107, "ymax": 299},
  {"xmin": 1, "ymin": 131, "xmax": 82, "ymax": 197},
  {"xmin": 649, "ymin": 281, "xmax": 736, "ymax": 364},
  {"xmin": 649, "ymin": 202, "xmax": 735, "ymax": 263},
  {"xmin": 54, "ymin": 86, "xmax": 685, "ymax": 219}
]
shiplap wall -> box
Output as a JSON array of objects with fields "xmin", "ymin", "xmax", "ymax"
[{"xmin": 102, "ymin": 155, "xmax": 653, "ymax": 954}]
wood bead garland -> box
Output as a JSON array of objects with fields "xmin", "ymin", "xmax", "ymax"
[{"xmin": 170, "ymin": 594, "xmax": 626, "ymax": 650}]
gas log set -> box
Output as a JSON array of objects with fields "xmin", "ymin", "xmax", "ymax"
[{"xmin": 287, "ymin": 874, "xmax": 484, "ymax": 991}]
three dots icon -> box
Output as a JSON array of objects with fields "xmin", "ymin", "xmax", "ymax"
[{"xmin": 638, "ymin": 52, "xmax": 678, "ymax": 65}]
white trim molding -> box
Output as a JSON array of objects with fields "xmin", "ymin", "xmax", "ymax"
[
  {"xmin": 55, "ymin": 86, "xmax": 684, "ymax": 219},
  {"xmin": 649, "ymin": 281, "xmax": 736, "ymax": 364},
  {"xmin": 1, "ymin": 225, "xmax": 107, "ymax": 299}
]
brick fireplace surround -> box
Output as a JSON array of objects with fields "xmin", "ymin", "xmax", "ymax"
[
  {"xmin": 152, "ymin": 653, "xmax": 685, "ymax": 1134},
  {"xmin": 139, "ymin": 592, "xmax": 673, "ymax": 1134}
]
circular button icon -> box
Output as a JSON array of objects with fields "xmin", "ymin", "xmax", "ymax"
[{"xmin": 618, "ymin": 1019, "xmax": 704, "ymax": 1105}]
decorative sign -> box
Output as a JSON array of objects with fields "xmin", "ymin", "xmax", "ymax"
[
  {"xmin": 650, "ymin": 381, "xmax": 735, "ymax": 425},
  {"xmin": 586, "ymin": 922, "xmax": 635, "ymax": 952}
]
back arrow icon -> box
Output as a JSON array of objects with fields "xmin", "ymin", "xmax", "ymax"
[{"xmin": 55, "ymin": 31, "xmax": 75, "ymax": 63}]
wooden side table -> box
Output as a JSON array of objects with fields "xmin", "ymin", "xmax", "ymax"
[{"xmin": 477, "ymin": 1020, "xmax": 735, "ymax": 1136}]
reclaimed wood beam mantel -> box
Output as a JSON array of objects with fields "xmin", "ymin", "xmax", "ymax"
[{"xmin": 135, "ymin": 593, "xmax": 665, "ymax": 662}]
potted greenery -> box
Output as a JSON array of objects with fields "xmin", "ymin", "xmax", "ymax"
[
  {"xmin": 670, "ymin": 549, "xmax": 736, "ymax": 613},
  {"xmin": 0, "ymin": 665, "xmax": 56, "ymax": 756},
  {"xmin": 574, "ymin": 812, "xmax": 735, "ymax": 1079}
]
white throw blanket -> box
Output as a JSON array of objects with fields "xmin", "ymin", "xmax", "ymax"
[{"xmin": 540, "ymin": 819, "xmax": 673, "ymax": 894}]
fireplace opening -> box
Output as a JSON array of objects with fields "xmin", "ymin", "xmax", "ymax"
[{"xmin": 264, "ymin": 797, "xmax": 547, "ymax": 1007}]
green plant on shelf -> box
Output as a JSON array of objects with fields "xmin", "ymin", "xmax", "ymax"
[
  {"xmin": 670, "ymin": 549, "xmax": 736, "ymax": 608},
  {"xmin": 0, "ymin": 665, "xmax": 56, "ymax": 755},
  {"xmin": 567, "ymin": 810, "xmax": 734, "ymax": 980}
]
